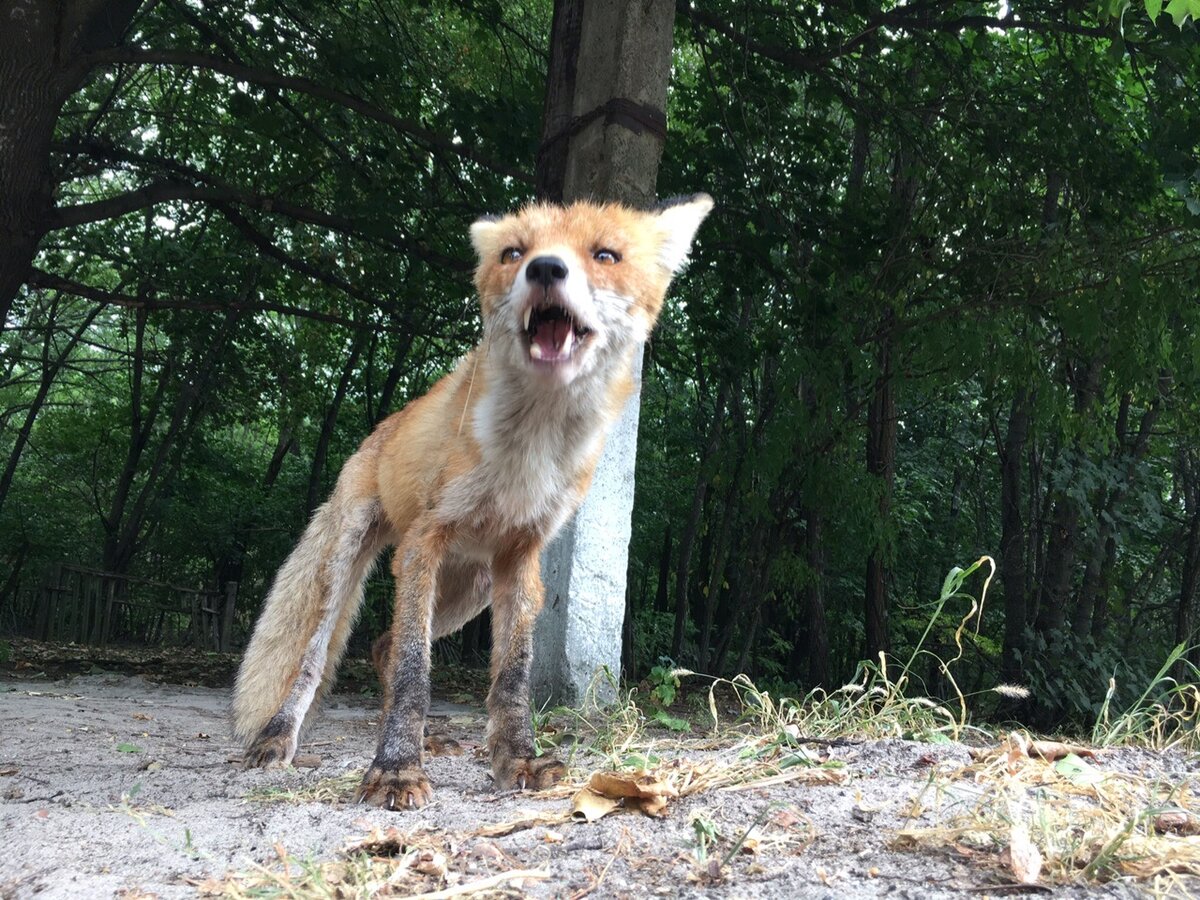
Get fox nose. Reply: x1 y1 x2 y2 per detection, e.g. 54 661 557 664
526 255 569 286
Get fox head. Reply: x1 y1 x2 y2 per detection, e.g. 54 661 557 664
469 194 713 385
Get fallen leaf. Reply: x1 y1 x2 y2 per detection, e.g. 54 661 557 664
588 770 678 800
0 766 18 776
410 849 447 877
1002 731 1030 773
571 787 620 823
1007 821 1043 884
1026 739 1096 762
344 826 405 856
633 794 670 818
1053 753 1103 787
1153 811 1200 835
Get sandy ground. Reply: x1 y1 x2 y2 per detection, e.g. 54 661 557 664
0 672 1163 899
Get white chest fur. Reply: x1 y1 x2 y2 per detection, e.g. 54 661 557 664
441 367 610 537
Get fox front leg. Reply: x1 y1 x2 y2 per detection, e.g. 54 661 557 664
487 544 566 791
356 528 444 809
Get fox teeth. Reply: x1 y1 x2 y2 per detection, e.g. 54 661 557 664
530 342 544 360
523 307 532 331
559 329 574 354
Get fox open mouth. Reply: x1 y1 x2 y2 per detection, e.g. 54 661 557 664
522 301 593 364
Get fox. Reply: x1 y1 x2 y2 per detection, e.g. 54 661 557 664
231 193 714 809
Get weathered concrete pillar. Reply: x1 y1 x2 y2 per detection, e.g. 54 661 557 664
530 0 675 706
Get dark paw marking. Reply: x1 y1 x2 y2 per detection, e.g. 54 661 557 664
492 752 566 791
355 764 434 810
241 732 296 769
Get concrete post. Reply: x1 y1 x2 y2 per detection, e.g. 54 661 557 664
530 0 675 706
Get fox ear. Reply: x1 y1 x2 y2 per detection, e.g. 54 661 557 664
469 215 502 262
654 193 714 273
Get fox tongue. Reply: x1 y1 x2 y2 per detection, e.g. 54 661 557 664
531 319 574 360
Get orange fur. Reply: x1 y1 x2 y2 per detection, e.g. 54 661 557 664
232 195 713 806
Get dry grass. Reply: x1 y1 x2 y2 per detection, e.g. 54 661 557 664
244 771 364 805
193 831 548 899
224 558 1200 894
894 731 1200 885
1093 644 1200 752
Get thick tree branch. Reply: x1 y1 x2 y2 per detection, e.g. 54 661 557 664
83 46 532 183
675 2 1111 73
215 204 440 327
47 174 471 271
26 268 409 334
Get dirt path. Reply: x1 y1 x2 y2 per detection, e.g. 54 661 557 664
0 673 1157 898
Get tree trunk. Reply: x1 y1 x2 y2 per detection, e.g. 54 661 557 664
654 522 672 613
1035 358 1102 634
1073 392 1163 636
529 0 675 705
671 381 729 658
803 507 830 686
1177 451 1200 671
0 0 145 327
864 328 896 659
306 326 368 513
0 8 61 329
0 299 101 513
999 389 1030 684
697 484 736 672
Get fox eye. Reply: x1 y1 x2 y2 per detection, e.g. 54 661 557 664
500 247 523 264
593 248 620 264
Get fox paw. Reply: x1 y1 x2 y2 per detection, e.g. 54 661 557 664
356 764 434 810
492 752 566 791
242 731 296 769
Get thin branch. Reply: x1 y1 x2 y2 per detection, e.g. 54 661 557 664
83 45 532 183
47 174 471 271
675 2 1111 74
25 268 411 334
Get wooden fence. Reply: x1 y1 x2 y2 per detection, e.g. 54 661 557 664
31 564 238 651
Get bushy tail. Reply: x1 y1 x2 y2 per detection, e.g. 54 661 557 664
231 481 383 745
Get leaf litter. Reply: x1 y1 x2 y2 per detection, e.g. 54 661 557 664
895 729 1200 886
7 664 1200 897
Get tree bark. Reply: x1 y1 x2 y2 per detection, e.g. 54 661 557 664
306 327 368 514
654 522 672 613
864 328 896 659
530 0 676 705
1034 357 1102 634
1073 391 1163 637
803 506 831 686
999 389 1030 684
672 381 729 658
1176 451 1200 671
0 0 144 328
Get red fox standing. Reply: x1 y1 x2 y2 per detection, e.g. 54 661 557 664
232 193 713 809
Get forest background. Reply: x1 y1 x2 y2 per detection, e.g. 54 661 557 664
1 0 1198 731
